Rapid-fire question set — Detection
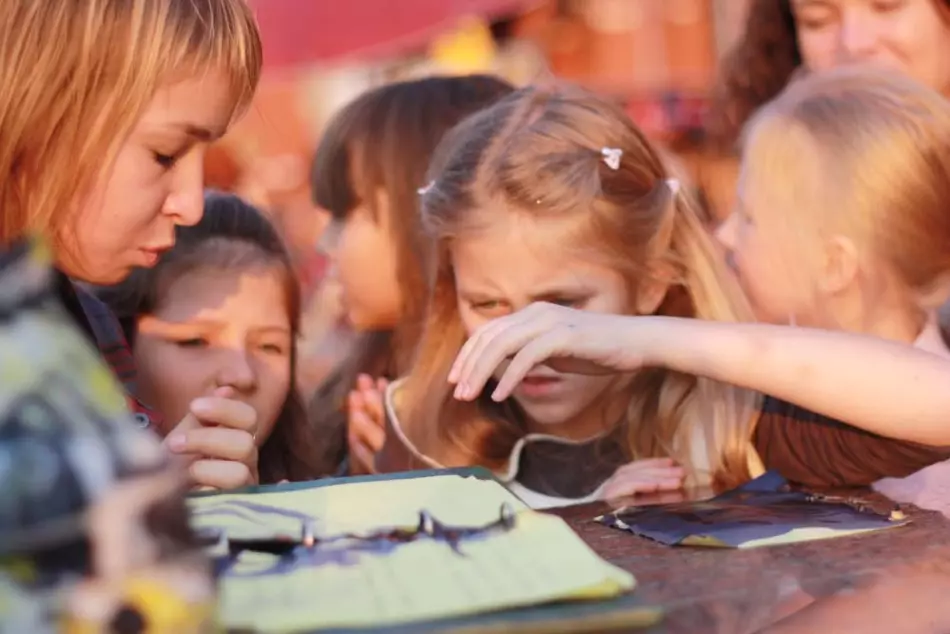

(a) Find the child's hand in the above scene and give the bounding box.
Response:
[163,387,259,490]
[600,458,685,500]
[449,302,656,401]
[346,374,389,475]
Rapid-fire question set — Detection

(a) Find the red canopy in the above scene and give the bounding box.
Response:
[249,0,537,70]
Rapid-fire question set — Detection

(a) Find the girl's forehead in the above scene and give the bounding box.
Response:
[154,265,289,321]
[453,207,584,259]
[450,211,621,294]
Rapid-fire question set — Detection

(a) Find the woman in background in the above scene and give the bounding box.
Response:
[701,0,950,224]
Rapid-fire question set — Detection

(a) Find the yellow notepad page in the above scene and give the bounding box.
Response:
[189,475,634,632]
[190,473,530,537]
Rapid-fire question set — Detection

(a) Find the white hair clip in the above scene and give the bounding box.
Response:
[601,147,623,170]
[417,180,435,196]
[666,178,681,196]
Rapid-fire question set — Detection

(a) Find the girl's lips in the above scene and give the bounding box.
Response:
[515,376,563,399]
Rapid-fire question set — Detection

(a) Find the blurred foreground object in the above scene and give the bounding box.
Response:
[0,240,215,633]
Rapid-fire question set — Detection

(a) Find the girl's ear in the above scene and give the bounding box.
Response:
[817,235,860,296]
[635,260,674,315]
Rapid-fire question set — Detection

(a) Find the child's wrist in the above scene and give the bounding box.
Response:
[617,315,673,369]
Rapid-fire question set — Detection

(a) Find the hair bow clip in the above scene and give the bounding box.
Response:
[417,180,435,196]
[601,147,623,171]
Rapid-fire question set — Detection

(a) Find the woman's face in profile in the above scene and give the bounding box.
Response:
[59,72,236,285]
[791,0,950,96]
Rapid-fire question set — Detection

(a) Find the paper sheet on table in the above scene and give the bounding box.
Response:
[189,474,635,632]
[598,471,909,549]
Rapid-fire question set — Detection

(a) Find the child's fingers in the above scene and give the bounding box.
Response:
[359,385,386,427]
[347,390,364,415]
[602,476,683,500]
[356,374,374,392]
[188,459,256,490]
[166,427,258,466]
[601,459,685,500]
[611,469,684,486]
[189,397,258,435]
[611,461,684,480]
[613,457,677,471]
[350,410,385,452]
[348,438,378,475]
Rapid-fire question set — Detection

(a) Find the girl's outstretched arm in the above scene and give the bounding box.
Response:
[655,320,950,446]
[449,303,950,446]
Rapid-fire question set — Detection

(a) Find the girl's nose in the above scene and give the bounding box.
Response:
[164,154,205,227]
[215,348,258,394]
[838,13,879,63]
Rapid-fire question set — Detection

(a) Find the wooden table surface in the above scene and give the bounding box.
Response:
[545,492,950,633]
[244,470,950,634]
[335,486,950,634]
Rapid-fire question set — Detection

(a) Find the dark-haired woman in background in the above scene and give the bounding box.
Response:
[709,0,950,152]
[98,192,321,484]
[698,0,950,224]
[308,75,515,476]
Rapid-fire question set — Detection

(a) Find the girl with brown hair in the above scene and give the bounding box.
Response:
[98,192,322,484]
[377,84,763,508]
[308,75,515,476]
[0,0,263,489]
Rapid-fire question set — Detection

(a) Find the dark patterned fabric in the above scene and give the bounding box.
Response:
[57,274,163,431]
[512,432,626,499]
[377,409,626,500]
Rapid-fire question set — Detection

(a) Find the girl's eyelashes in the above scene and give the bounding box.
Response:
[549,296,586,309]
[174,337,208,349]
[258,342,289,356]
[792,3,835,30]
[152,151,179,169]
[151,141,193,170]
[470,299,509,317]
[467,296,586,314]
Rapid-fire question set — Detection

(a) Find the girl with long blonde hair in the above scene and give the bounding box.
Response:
[0,0,263,490]
[377,85,763,508]
[451,67,950,494]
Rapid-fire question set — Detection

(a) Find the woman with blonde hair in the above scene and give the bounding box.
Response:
[376,84,763,508]
[0,0,263,490]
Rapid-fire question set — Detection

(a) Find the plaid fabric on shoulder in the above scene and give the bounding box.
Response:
[72,285,164,431]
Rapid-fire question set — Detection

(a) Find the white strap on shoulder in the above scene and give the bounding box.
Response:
[383,378,444,470]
